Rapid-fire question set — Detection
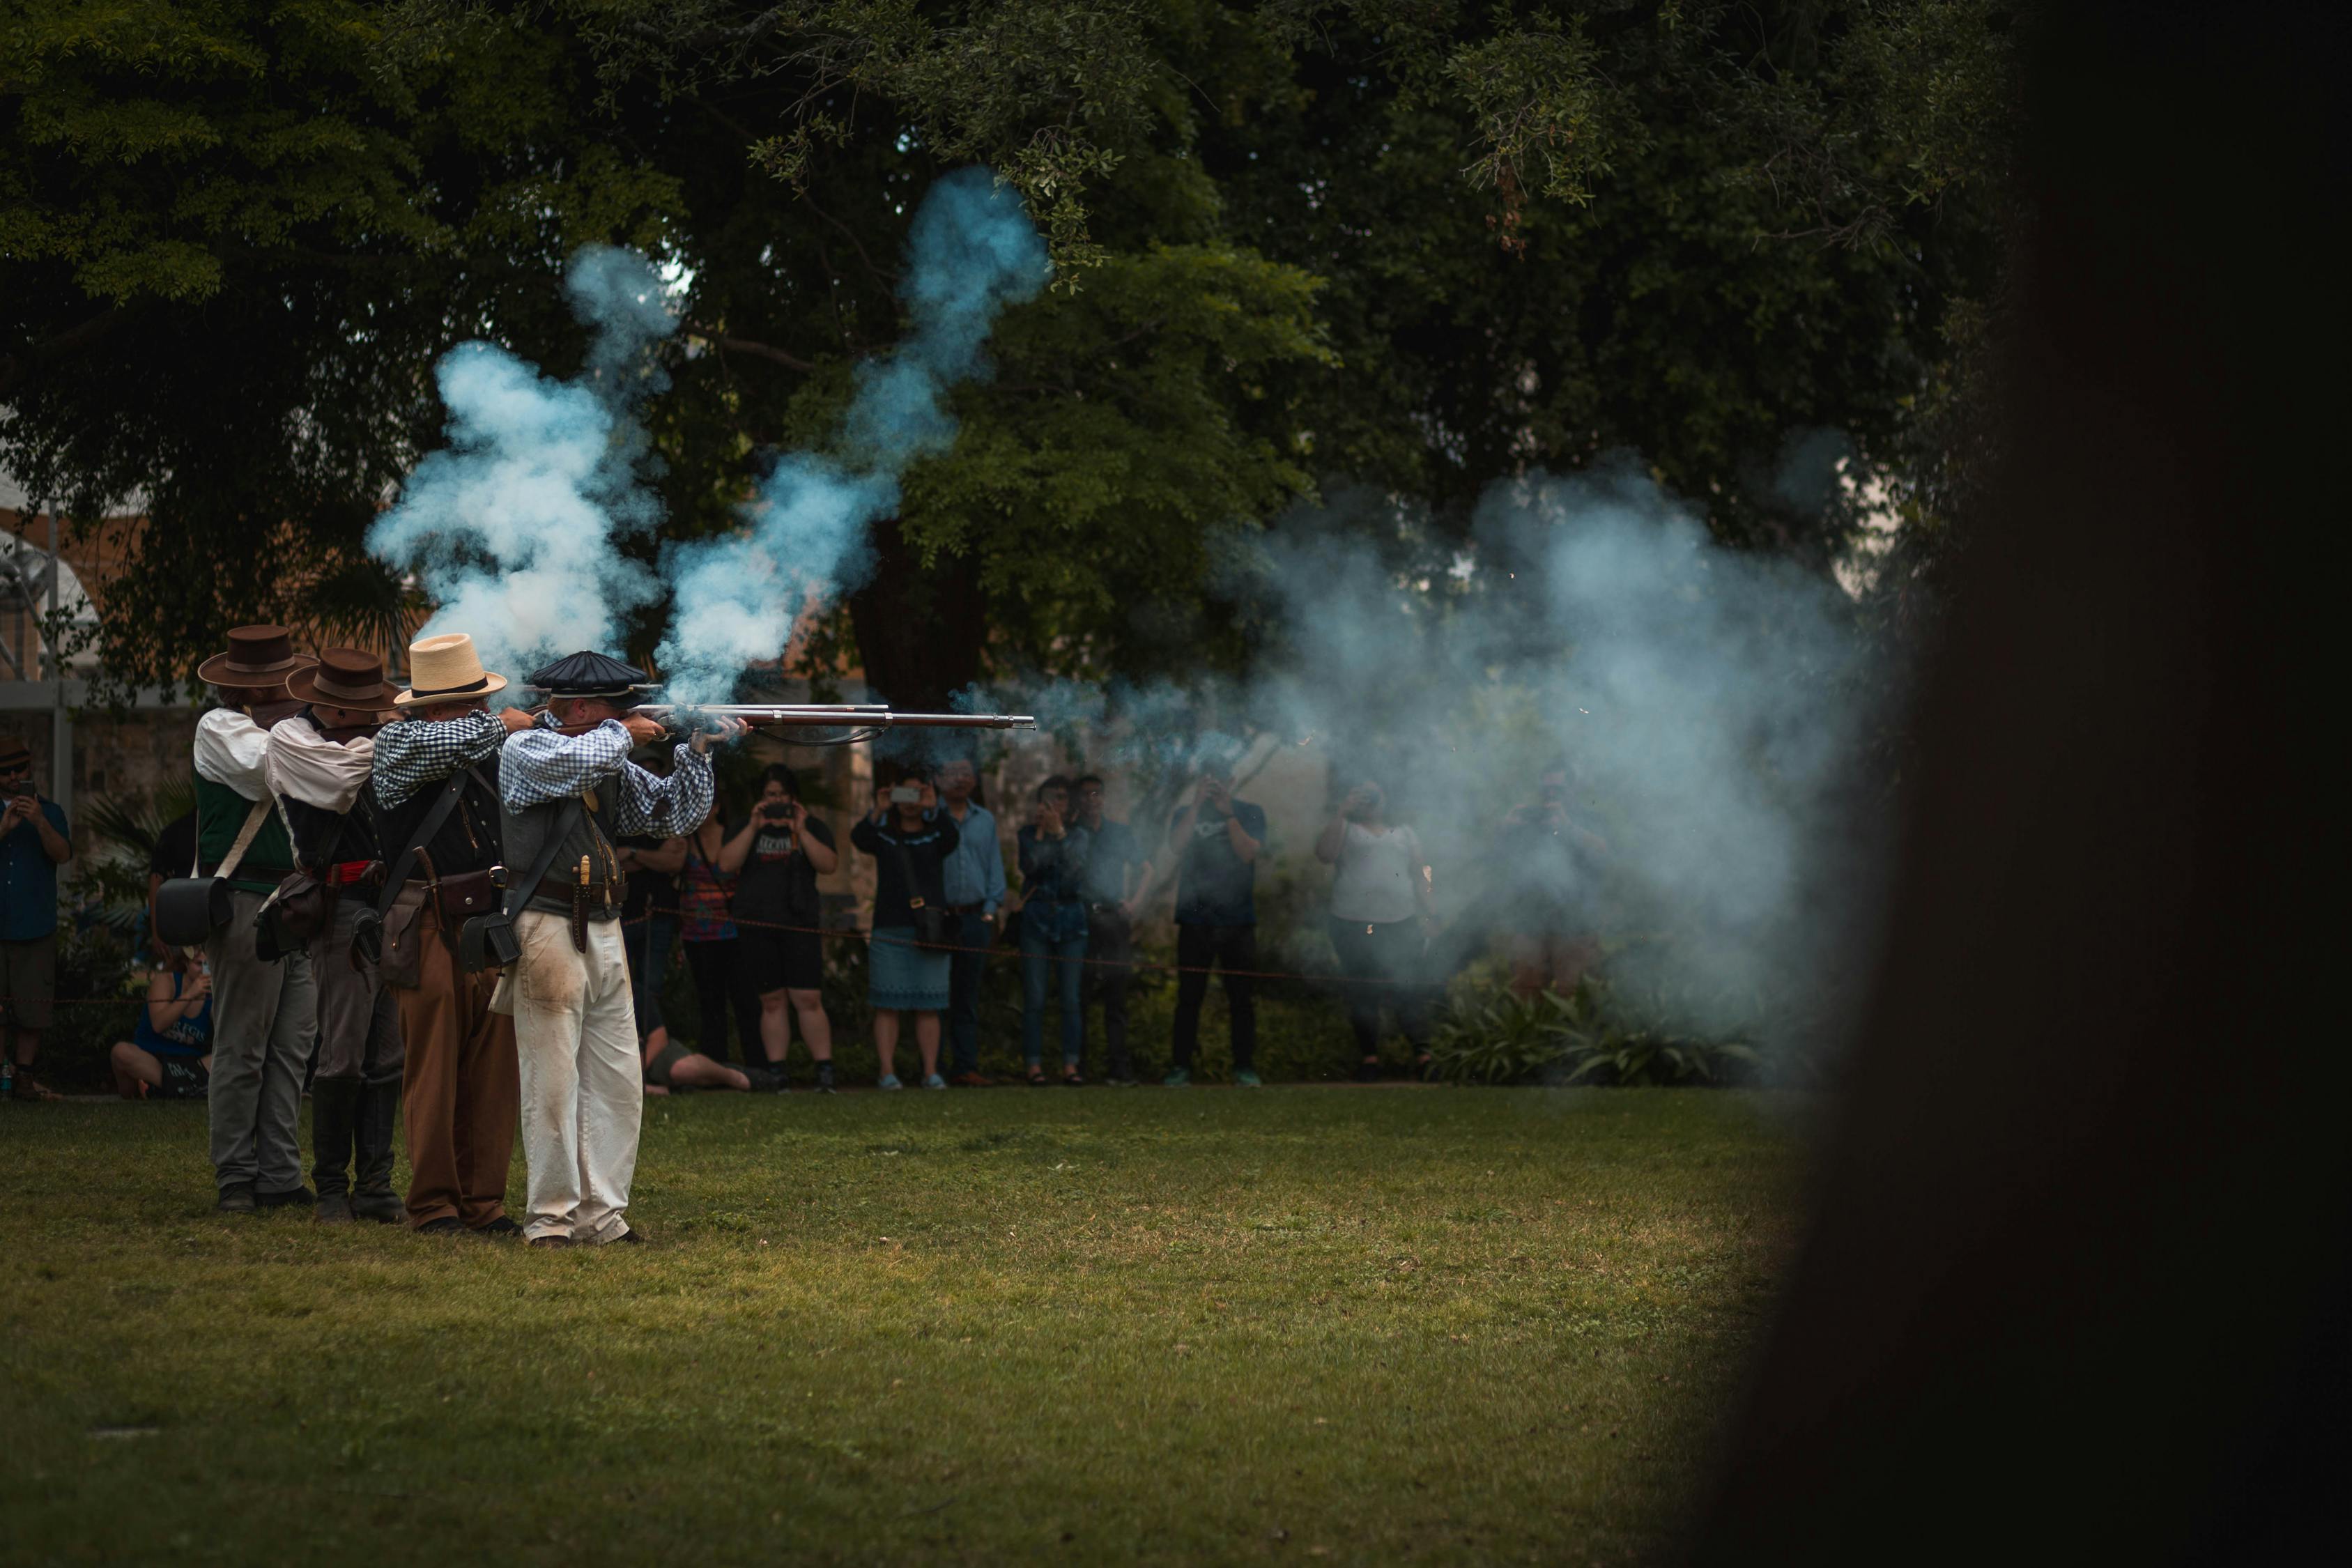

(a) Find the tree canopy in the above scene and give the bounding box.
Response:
[0,1,2019,707]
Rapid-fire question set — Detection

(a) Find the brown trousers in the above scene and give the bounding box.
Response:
[396,902,520,1229]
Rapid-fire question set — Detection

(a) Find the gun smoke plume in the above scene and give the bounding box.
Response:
[967,461,1895,1050]
[371,167,1046,698]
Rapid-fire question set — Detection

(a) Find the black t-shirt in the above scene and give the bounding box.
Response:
[730,811,836,930]
[151,811,199,880]
[619,833,677,921]
[850,813,960,930]
[1170,799,1268,927]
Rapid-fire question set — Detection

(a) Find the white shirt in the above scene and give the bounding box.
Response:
[265,716,375,813]
[192,709,270,799]
[1330,822,1423,925]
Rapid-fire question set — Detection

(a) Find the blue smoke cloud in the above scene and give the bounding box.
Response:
[372,172,1042,702]
[367,245,677,690]
[655,167,1049,700]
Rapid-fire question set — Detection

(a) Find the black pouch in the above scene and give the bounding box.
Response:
[253,873,331,963]
[154,877,236,947]
[457,912,523,972]
[155,798,274,947]
[457,798,579,975]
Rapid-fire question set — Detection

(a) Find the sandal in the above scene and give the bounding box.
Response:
[1024,1067,1049,1086]
[1061,1070,1087,1086]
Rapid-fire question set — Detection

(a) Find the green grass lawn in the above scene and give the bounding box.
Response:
[0,1088,1810,1566]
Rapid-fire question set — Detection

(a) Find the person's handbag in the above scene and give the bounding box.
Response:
[153,798,272,946]
[458,798,581,974]
[890,834,949,948]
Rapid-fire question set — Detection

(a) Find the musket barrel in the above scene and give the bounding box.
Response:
[640,704,1035,731]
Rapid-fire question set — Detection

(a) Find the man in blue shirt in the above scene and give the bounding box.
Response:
[935,753,1007,1085]
[1,735,73,1102]
[1073,774,1150,1084]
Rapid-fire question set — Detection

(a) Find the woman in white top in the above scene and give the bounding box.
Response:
[1315,778,1438,1081]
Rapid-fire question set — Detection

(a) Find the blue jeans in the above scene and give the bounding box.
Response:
[945,912,994,1075]
[1020,919,1087,1068]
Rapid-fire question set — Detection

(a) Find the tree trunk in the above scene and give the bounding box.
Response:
[846,516,987,714]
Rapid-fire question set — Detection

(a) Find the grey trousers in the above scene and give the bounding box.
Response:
[312,898,402,1086]
[206,888,317,1193]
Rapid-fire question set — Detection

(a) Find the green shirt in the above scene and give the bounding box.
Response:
[194,777,295,894]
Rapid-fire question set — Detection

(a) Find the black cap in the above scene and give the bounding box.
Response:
[525,650,653,700]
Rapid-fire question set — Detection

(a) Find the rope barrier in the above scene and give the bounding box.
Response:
[31,902,1450,1004]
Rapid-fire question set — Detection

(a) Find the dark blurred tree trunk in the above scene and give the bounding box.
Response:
[846,515,986,713]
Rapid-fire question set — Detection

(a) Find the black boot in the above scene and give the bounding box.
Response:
[351,1079,405,1224]
[310,1078,359,1224]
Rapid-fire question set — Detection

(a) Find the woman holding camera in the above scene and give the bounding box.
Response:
[716,764,839,1091]
[1315,776,1438,1081]
[850,769,960,1089]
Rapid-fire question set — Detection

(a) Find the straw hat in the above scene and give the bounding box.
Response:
[195,626,316,692]
[287,647,399,710]
[394,633,509,709]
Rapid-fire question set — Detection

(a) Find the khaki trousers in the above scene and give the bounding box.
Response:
[395,902,520,1229]
[512,911,642,1244]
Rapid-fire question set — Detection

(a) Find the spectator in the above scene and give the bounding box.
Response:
[1,735,72,1101]
[616,829,686,1071]
[1315,776,1438,1080]
[146,808,197,964]
[640,1019,781,1095]
[717,764,839,1091]
[1016,774,1092,1085]
[1075,774,1150,1084]
[679,808,766,1075]
[851,768,960,1090]
[1496,760,1611,1001]
[110,951,215,1099]
[1138,754,1268,1087]
[934,753,1006,1086]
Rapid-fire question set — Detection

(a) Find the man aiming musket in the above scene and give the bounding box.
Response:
[495,650,1033,1250]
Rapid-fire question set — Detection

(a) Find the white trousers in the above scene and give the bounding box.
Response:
[512,912,643,1243]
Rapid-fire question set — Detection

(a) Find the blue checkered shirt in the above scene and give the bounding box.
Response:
[499,715,714,835]
[371,711,507,808]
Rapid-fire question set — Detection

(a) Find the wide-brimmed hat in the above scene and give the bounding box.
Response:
[0,737,31,774]
[288,647,399,710]
[394,632,509,709]
[195,625,316,691]
[525,650,654,702]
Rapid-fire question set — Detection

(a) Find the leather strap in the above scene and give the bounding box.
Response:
[372,771,470,918]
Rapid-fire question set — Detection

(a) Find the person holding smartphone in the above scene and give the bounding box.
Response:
[1,734,72,1102]
[1131,753,1268,1086]
[1015,774,1093,1085]
[110,950,215,1099]
[717,764,839,1091]
[850,768,959,1089]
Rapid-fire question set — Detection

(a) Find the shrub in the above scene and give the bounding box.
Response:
[1424,983,1767,1088]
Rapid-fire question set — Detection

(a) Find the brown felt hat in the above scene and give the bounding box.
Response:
[287,647,398,709]
[195,625,316,693]
[0,737,31,772]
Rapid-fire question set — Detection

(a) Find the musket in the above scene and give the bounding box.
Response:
[631,703,1037,744]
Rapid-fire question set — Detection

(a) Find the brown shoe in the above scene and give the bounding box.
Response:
[948,1071,993,1088]
[8,1072,61,1102]
[528,1235,572,1250]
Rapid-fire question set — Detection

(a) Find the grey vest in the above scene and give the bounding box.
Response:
[500,776,627,921]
